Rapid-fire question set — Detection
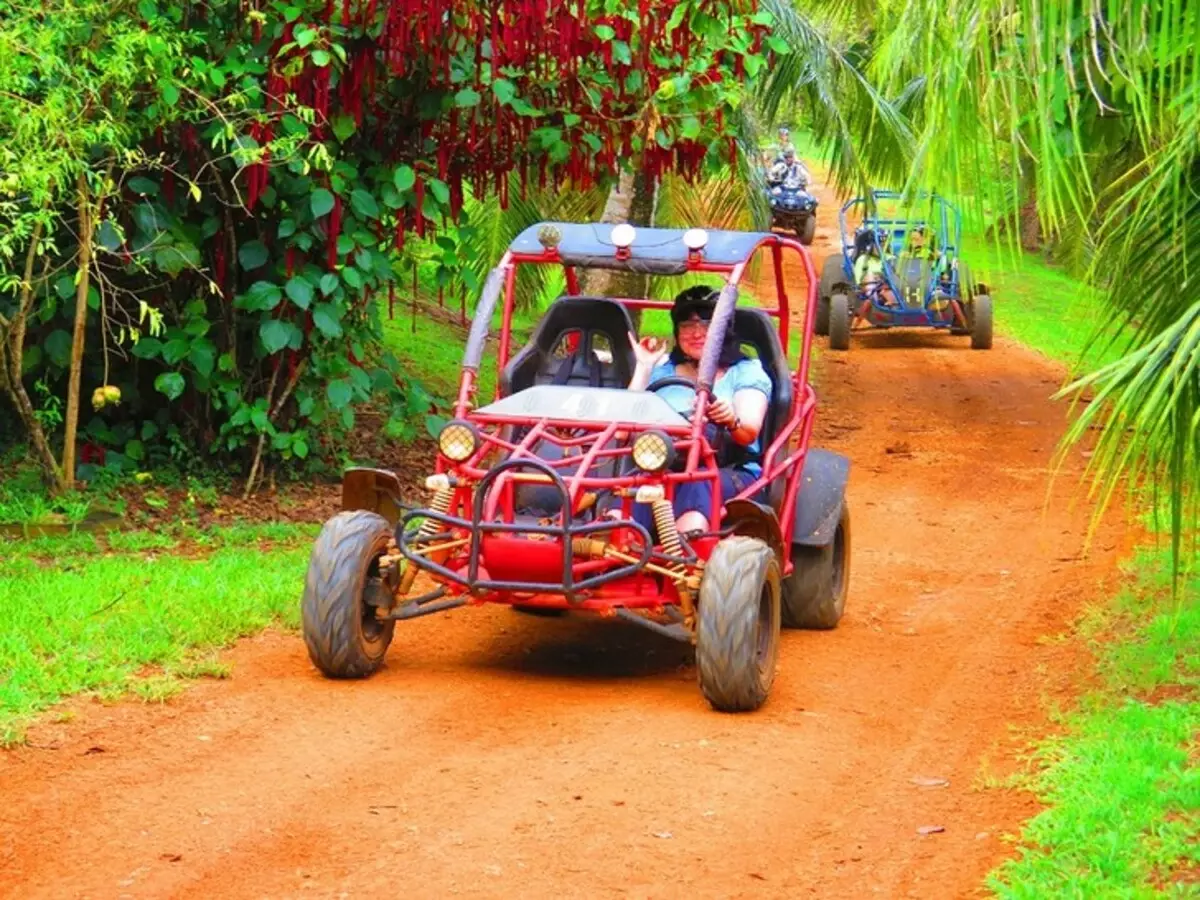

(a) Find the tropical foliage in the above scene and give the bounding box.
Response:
[0,0,770,492]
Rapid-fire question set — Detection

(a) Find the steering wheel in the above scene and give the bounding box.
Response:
[645,374,698,394]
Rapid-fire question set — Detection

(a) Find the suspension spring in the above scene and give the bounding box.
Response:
[397,486,454,596]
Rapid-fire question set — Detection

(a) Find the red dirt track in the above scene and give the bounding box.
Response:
[0,177,1129,899]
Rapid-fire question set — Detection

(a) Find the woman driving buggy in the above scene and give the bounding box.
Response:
[623,286,773,537]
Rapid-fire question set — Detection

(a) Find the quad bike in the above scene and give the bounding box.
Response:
[301,221,852,713]
[816,189,993,351]
[765,163,818,246]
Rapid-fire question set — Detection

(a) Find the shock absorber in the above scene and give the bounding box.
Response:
[652,498,695,625]
[397,485,454,596]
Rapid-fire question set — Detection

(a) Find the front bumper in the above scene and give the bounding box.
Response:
[397,457,657,602]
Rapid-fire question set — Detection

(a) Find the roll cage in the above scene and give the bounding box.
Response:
[838,190,967,320]
[429,221,819,573]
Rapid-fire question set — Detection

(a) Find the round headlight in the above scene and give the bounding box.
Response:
[611,223,637,249]
[683,228,709,251]
[438,420,478,462]
[632,430,674,473]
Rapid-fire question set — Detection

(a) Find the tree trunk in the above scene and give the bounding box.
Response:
[1019,195,1043,253]
[61,173,93,489]
[0,218,64,487]
[585,163,660,327]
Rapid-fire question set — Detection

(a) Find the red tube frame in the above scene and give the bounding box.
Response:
[438,232,818,577]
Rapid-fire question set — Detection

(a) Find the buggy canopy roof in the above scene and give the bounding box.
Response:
[509,221,775,276]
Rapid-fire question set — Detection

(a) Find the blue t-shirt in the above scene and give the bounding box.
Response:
[649,357,773,475]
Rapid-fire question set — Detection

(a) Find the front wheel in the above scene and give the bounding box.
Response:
[798,215,816,246]
[301,510,396,678]
[782,502,851,629]
[971,294,994,350]
[829,293,852,351]
[695,536,782,713]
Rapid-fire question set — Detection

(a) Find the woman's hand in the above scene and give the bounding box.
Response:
[629,332,668,370]
[705,398,737,427]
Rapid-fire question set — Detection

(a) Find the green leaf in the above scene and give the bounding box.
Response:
[159,80,179,107]
[311,49,331,67]
[455,87,481,107]
[278,218,297,238]
[429,179,450,205]
[331,114,356,142]
[313,303,343,338]
[128,176,159,196]
[293,438,309,459]
[311,188,335,218]
[239,240,269,270]
[154,373,185,401]
[163,338,190,365]
[348,365,371,394]
[285,276,314,309]
[240,281,282,312]
[681,116,702,139]
[259,320,297,354]
[189,342,216,377]
[492,79,516,104]
[342,267,363,289]
[55,275,75,300]
[44,330,72,367]
[350,189,379,219]
[97,220,124,252]
[595,24,615,40]
[296,27,317,47]
[393,165,415,193]
[319,273,339,296]
[326,379,352,409]
[131,338,163,360]
[124,439,146,462]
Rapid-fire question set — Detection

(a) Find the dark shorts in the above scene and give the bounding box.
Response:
[632,467,761,537]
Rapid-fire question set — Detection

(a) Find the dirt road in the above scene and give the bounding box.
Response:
[0,179,1129,899]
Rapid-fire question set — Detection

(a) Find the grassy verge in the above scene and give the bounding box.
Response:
[0,522,316,745]
[980,238,1198,896]
[964,239,1128,372]
[988,548,1199,897]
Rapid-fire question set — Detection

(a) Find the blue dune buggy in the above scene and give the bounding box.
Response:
[816,190,992,350]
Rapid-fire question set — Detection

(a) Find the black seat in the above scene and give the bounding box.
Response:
[500,296,636,396]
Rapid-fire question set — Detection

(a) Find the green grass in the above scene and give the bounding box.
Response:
[964,239,1129,373]
[0,522,316,745]
[382,299,539,402]
[987,549,1199,898]
[982,250,1198,897]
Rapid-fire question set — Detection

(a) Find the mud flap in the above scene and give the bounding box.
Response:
[792,449,851,548]
[341,467,405,526]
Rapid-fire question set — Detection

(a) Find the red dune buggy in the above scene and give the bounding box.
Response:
[301,222,852,712]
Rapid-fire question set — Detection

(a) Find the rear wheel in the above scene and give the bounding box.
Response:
[971,294,994,350]
[829,293,852,351]
[782,502,850,630]
[816,255,843,336]
[301,511,396,678]
[798,214,816,246]
[951,263,974,334]
[695,536,782,713]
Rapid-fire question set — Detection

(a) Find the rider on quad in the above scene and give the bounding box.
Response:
[625,286,773,537]
[768,147,810,190]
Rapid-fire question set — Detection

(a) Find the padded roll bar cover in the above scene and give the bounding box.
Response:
[463,266,506,372]
[791,449,851,548]
[697,283,739,391]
